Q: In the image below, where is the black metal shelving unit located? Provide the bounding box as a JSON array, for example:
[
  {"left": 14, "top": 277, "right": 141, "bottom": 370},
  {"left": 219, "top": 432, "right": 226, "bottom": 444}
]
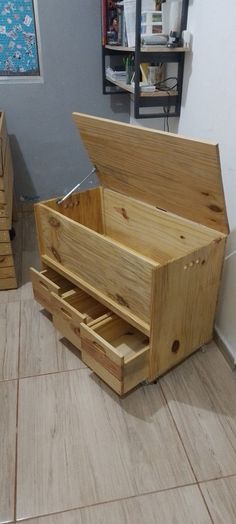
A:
[{"left": 102, "top": 0, "right": 189, "bottom": 119}]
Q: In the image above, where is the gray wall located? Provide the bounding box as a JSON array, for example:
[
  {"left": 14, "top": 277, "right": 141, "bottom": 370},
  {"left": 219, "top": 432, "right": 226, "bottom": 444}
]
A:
[{"left": 0, "top": 0, "right": 129, "bottom": 200}]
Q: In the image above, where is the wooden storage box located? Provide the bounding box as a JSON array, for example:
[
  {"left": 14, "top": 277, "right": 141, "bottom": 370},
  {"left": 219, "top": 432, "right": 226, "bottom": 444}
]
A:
[
  {"left": 31, "top": 113, "right": 229, "bottom": 394},
  {"left": 0, "top": 111, "right": 17, "bottom": 290}
]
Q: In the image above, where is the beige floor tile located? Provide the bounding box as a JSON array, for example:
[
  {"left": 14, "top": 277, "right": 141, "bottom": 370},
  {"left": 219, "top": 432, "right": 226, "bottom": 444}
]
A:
[
  {"left": 201, "top": 476, "right": 236, "bottom": 524},
  {"left": 0, "top": 281, "right": 22, "bottom": 304},
  {"left": 81, "top": 485, "right": 211, "bottom": 524},
  {"left": 16, "top": 370, "right": 194, "bottom": 520},
  {"left": 19, "top": 300, "right": 86, "bottom": 377},
  {"left": 0, "top": 302, "right": 20, "bottom": 381},
  {"left": 161, "top": 343, "right": 236, "bottom": 481},
  {"left": 0, "top": 380, "right": 17, "bottom": 524},
  {"left": 19, "top": 485, "right": 211, "bottom": 524}
]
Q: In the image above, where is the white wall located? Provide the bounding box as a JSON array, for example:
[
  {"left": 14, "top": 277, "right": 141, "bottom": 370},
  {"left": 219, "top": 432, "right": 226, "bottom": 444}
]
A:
[{"left": 178, "top": 0, "right": 236, "bottom": 362}]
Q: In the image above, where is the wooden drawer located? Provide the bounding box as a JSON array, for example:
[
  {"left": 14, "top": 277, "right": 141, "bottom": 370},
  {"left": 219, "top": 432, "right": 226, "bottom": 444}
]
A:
[
  {"left": 30, "top": 267, "right": 74, "bottom": 314},
  {"left": 52, "top": 288, "right": 108, "bottom": 350},
  {"left": 81, "top": 314, "right": 150, "bottom": 395},
  {"left": 0, "top": 254, "right": 14, "bottom": 267}
]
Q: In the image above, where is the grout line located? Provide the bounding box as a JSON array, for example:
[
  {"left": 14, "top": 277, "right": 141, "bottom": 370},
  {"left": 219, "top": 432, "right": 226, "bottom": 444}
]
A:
[
  {"left": 13, "top": 377, "right": 20, "bottom": 523},
  {"left": 13, "top": 250, "right": 23, "bottom": 522},
  {"left": 15, "top": 481, "right": 199, "bottom": 523},
  {"left": 18, "top": 365, "right": 89, "bottom": 381},
  {"left": 159, "top": 383, "right": 216, "bottom": 522},
  {"left": 198, "top": 472, "right": 236, "bottom": 485},
  {"left": 0, "top": 377, "right": 18, "bottom": 384},
  {"left": 159, "top": 382, "right": 199, "bottom": 484},
  {"left": 14, "top": 213, "right": 24, "bottom": 522},
  {"left": 198, "top": 483, "right": 214, "bottom": 524}
]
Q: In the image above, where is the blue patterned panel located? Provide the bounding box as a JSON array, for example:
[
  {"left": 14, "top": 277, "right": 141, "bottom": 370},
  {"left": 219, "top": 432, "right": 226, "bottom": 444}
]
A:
[{"left": 0, "top": 0, "right": 40, "bottom": 75}]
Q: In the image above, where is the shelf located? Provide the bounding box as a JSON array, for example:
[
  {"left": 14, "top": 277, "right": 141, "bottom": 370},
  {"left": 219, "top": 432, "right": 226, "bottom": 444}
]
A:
[
  {"left": 106, "top": 75, "right": 178, "bottom": 98},
  {"left": 105, "top": 45, "right": 188, "bottom": 53},
  {"left": 102, "top": 0, "right": 189, "bottom": 118}
]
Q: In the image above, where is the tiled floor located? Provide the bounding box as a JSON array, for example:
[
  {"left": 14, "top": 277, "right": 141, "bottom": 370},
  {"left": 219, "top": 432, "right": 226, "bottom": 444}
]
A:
[{"left": 1, "top": 210, "right": 236, "bottom": 523}]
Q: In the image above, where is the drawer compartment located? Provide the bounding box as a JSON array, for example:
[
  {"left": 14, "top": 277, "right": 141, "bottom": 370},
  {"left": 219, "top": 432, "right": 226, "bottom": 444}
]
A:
[
  {"left": 52, "top": 289, "right": 108, "bottom": 349},
  {"left": 30, "top": 267, "right": 73, "bottom": 314},
  {"left": 81, "top": 314, "right": 150, "bottom": 395}
]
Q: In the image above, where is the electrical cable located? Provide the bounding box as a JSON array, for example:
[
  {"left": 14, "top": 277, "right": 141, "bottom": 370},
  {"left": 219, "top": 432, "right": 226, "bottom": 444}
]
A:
[
  {"left": 163, "top": 91, "right": 171, "bottom": 132},
  {"left": 153, "top": 77, "right": 178, "bottom": 132}
]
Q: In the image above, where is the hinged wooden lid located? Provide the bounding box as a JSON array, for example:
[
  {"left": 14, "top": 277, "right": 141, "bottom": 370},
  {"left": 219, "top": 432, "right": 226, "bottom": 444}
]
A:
[{"left": 72, "top": 112, "right": 229, "bottom": 234}]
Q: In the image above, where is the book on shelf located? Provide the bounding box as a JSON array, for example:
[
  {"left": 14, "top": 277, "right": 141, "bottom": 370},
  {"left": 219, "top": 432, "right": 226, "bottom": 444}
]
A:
[
  {"left": 101, "top": 0, "right": 107, "bottom": 45},
  {"left": 103, "top": 1, "right": 127, "bottom": 47}
]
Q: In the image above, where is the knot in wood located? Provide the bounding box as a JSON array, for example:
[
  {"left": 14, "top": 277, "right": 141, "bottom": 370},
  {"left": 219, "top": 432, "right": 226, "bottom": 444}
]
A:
[
  {"left": 51, "top": 246, "right": 62, "bottom": 263},
  {"left": 48, "top": 216, "right": 60, "bottom": 228}
]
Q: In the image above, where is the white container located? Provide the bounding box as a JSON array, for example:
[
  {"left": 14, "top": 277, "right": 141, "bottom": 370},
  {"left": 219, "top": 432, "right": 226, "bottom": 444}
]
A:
[{"left": 141, "top": 11, "right": 163, "bottom": 35}]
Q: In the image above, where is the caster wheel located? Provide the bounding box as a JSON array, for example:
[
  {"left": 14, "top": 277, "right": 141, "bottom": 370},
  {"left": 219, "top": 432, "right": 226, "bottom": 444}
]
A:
[
  {"left": 9, "top": 227, "right": 16, "bottom": 241},
  {"left": 142, "top": 378, "right": 158, "bottom": 386}
]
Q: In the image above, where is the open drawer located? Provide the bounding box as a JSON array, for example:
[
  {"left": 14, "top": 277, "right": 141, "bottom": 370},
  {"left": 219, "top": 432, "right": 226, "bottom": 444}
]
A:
[
  {"left": 52, "top": 288, "right": 108, "bottom": 350},
  {"left": 81, "top": 314, "right": 150, "bottom": 395},
  {"left": 30, "top": 267, "right": 74, "bottom": 314}
]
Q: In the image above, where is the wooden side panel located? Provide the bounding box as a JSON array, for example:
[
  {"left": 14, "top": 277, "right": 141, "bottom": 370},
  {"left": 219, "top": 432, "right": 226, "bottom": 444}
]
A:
[
  {"left": 0, "top": 191, "right": 6, "bottom": 204},
  {"left": 0, "top": 112, "right": 8, "bottom": 176},
  {"left": 149, "top": 238, "right": 226, "bottom": 380},
  {"left": 3, "top": 139, "right": 14, "bottom": 230},
  {"left": 104, "top": 189, "right": 222, "bottom": 264},
  {"left": 73, "top": 112, "right": 229, "bottom": 234},
  {"left": 0, "top": 177, "right": 4, "bottom": 191},
  {"left": 0, "top": 231, "right": 10, "bottom": 242},
  {"left": 0, "top": 277, "right": 17, "bottom": 290},
  {"left": 52, "top": 292, "right": 88, "bottom": 325},
  {"left": 0, "top": 139, "right": 14, "bottom": 230},
  {"left": 53, "top": 313, "right": 82, "bottom": 350},
  {"left": 42, "top": 188, "right": 104, "bottom": 234},
  {"left": 0, "top": 254, "right": 14, "bottom": 267},
  {"left": 36, "top": 203, "right": 155, "bottom": 325},
  {"left": 0, "top": 266, "right": 15, "bottom": 278},
  {"left": 30, "top": 267, "right": 74, "bottom": 314},
  {"left": 0, "top": 217, "right": 9, "bottom": 231},
  {"left": 123, "top": 348, "right": 149, "bottom": 394},
  {"left": 82, "top": 351, "right": 122, "bottom": 395},
  {"left": 0, "top": 243, "right": 12, "bottom": 256}
]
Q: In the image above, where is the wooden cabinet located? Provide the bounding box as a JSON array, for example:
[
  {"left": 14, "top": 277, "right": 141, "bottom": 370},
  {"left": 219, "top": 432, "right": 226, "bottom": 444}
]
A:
[
  {"left": 31, "top": 112, "right": 229, "bottom": 394},
  {"left": 0, "top": 111, "right": 17, "bottom": 290}
]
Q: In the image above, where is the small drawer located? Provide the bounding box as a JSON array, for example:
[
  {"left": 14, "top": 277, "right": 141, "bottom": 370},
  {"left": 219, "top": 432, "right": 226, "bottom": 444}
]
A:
[
  {"left": 52, "top": 289, "right": 108, "bottom": 350},
  {"left": 81, "top": 314, "right": 150, "bottom": 395},
  {"left": 30, "top": 267, "right": 73, "bottom": 314}
]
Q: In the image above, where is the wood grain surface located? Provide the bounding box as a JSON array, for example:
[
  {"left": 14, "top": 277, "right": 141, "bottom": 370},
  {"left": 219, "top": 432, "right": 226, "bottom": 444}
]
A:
[{"left": 73, "top": 112, "right": 229, "bottom": 234}]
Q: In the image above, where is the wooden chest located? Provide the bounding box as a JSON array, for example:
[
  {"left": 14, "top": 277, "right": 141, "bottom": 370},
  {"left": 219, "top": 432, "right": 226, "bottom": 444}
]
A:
[
  {"left": 0, "top": 111, "right": 17, "bottom": 290},
  {"left": 31, "top": 113, "right": 229, "bottom": 395}
]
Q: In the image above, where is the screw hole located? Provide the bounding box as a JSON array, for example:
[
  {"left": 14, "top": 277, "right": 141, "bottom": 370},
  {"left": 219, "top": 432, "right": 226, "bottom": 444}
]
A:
[{"left": 172, "top": 340, "right": 180, "bottom": 353}]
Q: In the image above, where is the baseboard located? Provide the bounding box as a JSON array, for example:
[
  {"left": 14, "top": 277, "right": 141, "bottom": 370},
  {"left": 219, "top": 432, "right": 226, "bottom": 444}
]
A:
[{"left": 214, "top": 329, "right": 236, "bottom": 369}]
